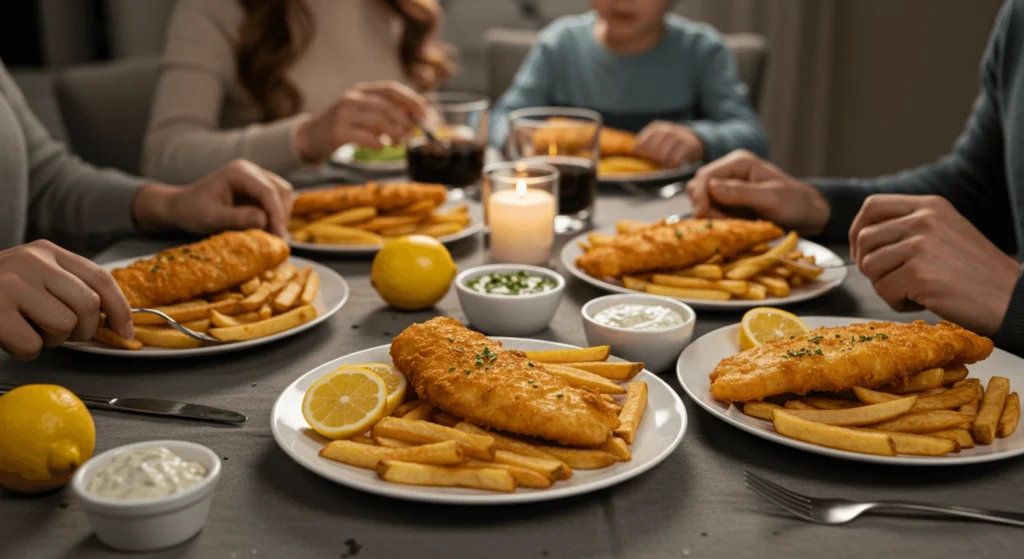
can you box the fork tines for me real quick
[743,470,814,520]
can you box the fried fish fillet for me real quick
[291,182,447,217]
[709,321,994,402]
[112,229,289,308]
[576,219,784,278]
[390,317,620,446]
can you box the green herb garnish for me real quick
[448,367,455,372]
[675,230,683,239]
[466,271,557,296]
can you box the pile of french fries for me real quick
[93,263,321,350]
[318,345,650,493]
[289,202,472,247]
[739,366,1020,457]
[580,224,825,301]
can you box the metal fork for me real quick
[619,181,687,200]
[744,470,1024,527]
[130,308,221,343]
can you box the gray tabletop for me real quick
[2,193,1022,559]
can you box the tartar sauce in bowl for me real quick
[87,447,207,501]
[592,304,684,331]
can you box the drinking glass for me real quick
[407,91,490,199]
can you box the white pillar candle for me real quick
[488,178,556,265]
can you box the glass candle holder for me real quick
[483,161,560,265]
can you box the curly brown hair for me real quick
[236,0,455,122]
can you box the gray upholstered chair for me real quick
[483,28,769,111]
[53,56,162,175]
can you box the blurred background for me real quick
[2,0,1003,178]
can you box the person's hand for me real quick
[0,241,133,360]
[635,121,705,167]
[133,160,293,237]
[295,80,428,163]
[685,149,831,236]
[850,194,1022,336]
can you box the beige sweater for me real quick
[142,0,407,183]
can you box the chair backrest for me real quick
[483,28,769,112]
[54,56,162,175]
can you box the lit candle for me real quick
[488,178,556,265]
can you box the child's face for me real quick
[593,0,672,42]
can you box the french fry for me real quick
[287,217,307,231]
[998,392,1019,438]
[588,232,617,246]
[424,210,471,227]
[240,283,273,311]
[522,346,610,364]
[462,459,552,489]
[301,206,378,232]
[743,401,783,421]
[781,397,917,426]
[704,254,725,265]
[538,447,618,469]
[492,450,565,481]
[391,199,439,218]
[772,257,824,280]
[772,409,896,456]
[300,270,320,306]
[616,220,649,234]
[586,437,631,461]
[258,304,273,319]
[645,283,730,301]
[919,387,949,397]
[415,222,464,238]
[372,417,496,460]
[973,376,1010,444]
[272,281,302,313]
[372,436,414,449]
[263,269,276,280]
[771,266,793,279]
[613,382,648,444]
[724,232,800,279]
[320,440,463,469]
[801,397,861,410]
[182,319,211,332]
[208,305,317,342]
[402,403,435,422]
[872,411,977,434]
[453,423,569,477]
[350,436,375,445]
[752,276,790,298]
[854,385,976,412]
[784,400,817,411]
[749,242,770,254]
[790,276,805,288]
[557,361,644,381]
[925,428,975,449]
[292,230,311,243]
[786,250,804,260]
[881,368,945,394]
[392,400,429,418]
[673,264,724,280]
[862,430,959,456]
[133,299,241,325]
[379,223,420,237]
[240,277,261,295]
[210,291,240,302]
[93,327,142,350]
[431,412,461,428]
[359,215,422,233]
[737,283,768,300]
[132,326,203,349]
[622,276,651,291]
[542,364,626,394]
[376,460,515,493]
[649,275,749,296]
[312,225,384,246]
[942,365,969,385]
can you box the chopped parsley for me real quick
[556,393,564,399]
[528,379,535,384]
[876,333,888,340]
[809,335,823,344]
[448,367,455,372]
[675,229,683,239]
[705,221,714,229]
[466,271,557,296]
[814,349,823,355]
[528,362,535,367]
[150,266,159,273]
[835,334,841,338]
[448,337,454,343]
[464,370,471,375]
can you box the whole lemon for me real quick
[0,385,95,493]
[371,235,457,310]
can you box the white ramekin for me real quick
[455,264,566,336]
[581,293,697,373]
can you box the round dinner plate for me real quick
[598,161,700,184]
[63,256,349,358]
[560,228,848,310]
[329,143,407,175]
[677,316,1024,465]
[271,338,687,505]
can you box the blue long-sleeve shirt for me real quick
[811,0,1024,356]
[488,12,768,161]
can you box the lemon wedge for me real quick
[739,307,810,351]
[353,362,407,415]
[302,367,388,439]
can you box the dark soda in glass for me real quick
[407,137,485,188]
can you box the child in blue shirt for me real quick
[489,0,768,168]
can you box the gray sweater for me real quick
[0,61,146,251]
[812,0,1024,356]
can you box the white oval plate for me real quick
[561,227,848,310]
[330,143,407,175]
[64,256,348,358]
[677,316,1024,465]
[598,161,700,184]
[271,338,687,504]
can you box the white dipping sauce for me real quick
[88,447,207,500]
[593,304,684,331]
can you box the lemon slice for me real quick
[353,362,408,414]
[739,307,810,351]
[302,366,388,439]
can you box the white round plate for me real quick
[598,161,700,183]
[289,202,484,255]
[677,316,1024,465]
[271,338,687,504]
[330,143,407,175]
[561,227,848,310]
[64,256,348,358]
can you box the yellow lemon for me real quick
[0,385,95,493]
[371,234,456,310]
[739,307,811,351]
[302,366,388,439]
[353,362,408,414]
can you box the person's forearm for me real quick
[130,184,178,233]
[688,118,768,161]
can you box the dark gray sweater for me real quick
[813,0,1024,356]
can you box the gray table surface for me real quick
[2,193,1022,559]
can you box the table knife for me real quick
[0,384,246,424]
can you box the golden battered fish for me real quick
[576,219,784,278]
[291,182,447,217]
[709,321,994,402]
[599,127,641,157]
[390,317,620,446]
[112,229,290,308]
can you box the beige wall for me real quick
[825,0,1003,176]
